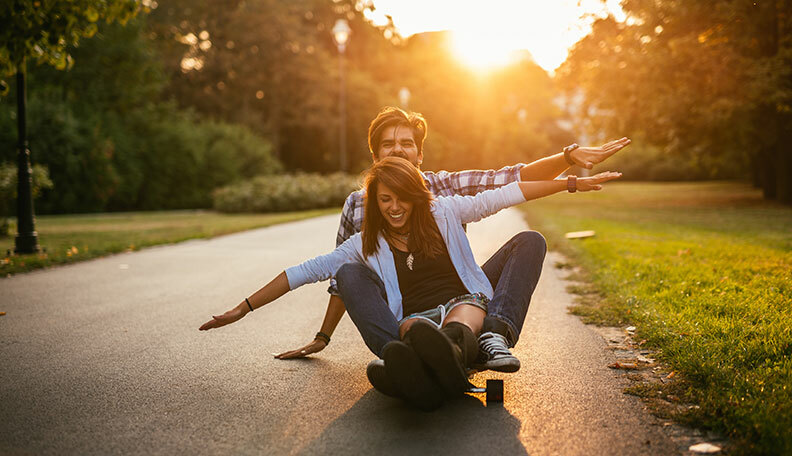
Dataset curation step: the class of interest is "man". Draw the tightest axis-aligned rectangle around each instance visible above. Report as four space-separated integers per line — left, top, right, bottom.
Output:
276 106 629 377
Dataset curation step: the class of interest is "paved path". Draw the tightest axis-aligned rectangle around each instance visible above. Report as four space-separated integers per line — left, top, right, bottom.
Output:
1 208 686 455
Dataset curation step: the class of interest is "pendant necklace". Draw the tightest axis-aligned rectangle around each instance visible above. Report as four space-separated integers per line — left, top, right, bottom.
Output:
391 231 414 271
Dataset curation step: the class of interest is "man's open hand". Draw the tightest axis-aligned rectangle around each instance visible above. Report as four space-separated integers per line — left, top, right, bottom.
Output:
274 338 327 359
570 137 631 169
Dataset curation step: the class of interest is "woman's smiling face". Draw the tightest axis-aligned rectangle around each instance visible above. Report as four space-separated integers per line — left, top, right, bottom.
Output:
376 182 413 232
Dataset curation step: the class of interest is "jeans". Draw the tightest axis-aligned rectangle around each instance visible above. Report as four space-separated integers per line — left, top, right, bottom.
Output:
480 231 547 346
336 263 399 357
336 230 547 356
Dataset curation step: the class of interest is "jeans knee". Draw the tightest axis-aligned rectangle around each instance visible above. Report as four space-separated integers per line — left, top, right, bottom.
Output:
336 262 369 286
514 231 547 255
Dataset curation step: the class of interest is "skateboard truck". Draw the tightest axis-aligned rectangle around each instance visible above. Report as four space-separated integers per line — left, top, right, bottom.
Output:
465 379 504 403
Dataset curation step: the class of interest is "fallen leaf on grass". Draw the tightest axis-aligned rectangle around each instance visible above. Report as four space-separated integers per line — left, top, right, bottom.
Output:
689 442 721 453
608 362 638 370
565 230 595 239
666 371 676 379
637 355 655 364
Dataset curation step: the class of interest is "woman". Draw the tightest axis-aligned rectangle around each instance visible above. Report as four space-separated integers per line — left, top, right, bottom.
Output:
200 157 621 410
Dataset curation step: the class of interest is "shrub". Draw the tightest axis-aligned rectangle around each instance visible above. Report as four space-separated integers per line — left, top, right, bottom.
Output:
213 173 359 213
0 99 282 213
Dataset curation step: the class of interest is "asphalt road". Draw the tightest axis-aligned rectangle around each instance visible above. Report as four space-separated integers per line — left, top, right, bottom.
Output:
1 208 689 455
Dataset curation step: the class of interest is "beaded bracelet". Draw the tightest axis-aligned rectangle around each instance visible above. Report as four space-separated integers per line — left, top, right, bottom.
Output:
315 331 331 345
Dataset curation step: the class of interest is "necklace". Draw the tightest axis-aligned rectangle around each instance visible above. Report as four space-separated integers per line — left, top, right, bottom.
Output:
389 231 414 271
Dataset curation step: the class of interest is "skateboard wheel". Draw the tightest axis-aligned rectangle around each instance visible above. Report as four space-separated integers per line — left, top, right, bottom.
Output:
486 379 504 403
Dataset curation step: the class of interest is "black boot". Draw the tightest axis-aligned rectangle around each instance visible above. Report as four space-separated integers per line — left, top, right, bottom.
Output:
366 359 401 398
407 320 471 397
440 321 479 368
382 340 444 411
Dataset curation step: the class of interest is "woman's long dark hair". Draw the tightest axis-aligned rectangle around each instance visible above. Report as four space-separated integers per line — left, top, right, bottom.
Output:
361 157 445 259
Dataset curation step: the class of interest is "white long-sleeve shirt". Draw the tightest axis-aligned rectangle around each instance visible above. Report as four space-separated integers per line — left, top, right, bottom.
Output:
285 181 526 319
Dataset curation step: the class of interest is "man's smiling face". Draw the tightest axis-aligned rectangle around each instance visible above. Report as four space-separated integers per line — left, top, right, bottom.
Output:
374 124 423 167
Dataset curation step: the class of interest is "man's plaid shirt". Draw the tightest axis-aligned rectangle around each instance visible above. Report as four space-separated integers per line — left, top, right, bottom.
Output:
328 163 525 294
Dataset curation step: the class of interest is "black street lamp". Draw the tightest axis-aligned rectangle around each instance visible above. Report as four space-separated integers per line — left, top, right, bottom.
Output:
14 59 40 254
332 18 351 173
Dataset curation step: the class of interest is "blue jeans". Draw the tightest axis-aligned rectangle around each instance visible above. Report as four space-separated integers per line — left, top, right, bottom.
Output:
480 231 547 346
336 231 547 356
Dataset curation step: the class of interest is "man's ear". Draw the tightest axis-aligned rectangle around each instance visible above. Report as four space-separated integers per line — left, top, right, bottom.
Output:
417 151 423 166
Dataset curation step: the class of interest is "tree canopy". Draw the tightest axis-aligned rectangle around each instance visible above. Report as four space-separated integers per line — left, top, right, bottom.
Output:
558 0 792 202
0 0 142 93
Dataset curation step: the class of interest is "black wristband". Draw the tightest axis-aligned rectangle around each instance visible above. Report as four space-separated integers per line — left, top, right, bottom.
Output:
315 331 331 345
245 297 254 312
563 143 579 166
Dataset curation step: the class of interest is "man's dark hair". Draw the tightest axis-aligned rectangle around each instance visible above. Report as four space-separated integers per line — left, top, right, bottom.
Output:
367 107 428 157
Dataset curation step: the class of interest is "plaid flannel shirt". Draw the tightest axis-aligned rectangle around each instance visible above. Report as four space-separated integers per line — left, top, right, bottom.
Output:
328 163 526 295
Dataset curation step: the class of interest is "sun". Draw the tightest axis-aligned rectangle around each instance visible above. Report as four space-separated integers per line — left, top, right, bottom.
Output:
450 32 521 72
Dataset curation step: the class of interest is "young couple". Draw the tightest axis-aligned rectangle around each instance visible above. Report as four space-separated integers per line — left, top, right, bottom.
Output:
200 107 629 411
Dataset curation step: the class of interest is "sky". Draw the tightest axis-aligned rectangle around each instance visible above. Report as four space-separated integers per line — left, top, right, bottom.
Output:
365 0 626 74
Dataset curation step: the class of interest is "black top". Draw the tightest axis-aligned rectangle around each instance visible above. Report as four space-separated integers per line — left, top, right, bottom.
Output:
390 243 469 316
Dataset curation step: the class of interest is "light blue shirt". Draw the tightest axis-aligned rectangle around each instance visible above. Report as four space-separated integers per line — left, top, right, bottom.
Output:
285 181 526 319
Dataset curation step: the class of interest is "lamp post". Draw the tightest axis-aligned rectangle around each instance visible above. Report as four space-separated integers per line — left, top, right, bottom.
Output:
398 87 410 110
14 59 40 254
332 18 351 172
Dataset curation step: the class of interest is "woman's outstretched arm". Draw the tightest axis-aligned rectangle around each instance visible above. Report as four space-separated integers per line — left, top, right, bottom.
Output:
199 271 291 331
517 171 623 200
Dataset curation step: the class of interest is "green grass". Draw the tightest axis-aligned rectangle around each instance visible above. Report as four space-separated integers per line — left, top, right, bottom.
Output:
1 208 338 276
520 181 792 456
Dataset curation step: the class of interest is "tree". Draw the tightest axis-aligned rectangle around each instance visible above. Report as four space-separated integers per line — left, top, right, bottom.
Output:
0 0 141 252
558 1 792 202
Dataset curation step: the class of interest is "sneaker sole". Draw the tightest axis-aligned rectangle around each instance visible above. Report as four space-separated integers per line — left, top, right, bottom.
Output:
382 341 443 411
408 322 470 396
473 357 521 373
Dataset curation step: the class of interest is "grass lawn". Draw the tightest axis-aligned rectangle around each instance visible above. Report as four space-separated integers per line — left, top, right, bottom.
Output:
520 181 792 456
1 208 339 276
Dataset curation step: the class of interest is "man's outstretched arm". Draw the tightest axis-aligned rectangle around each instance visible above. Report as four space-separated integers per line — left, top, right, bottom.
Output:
274 294 346 359
275 193 359 360
520 138 631 181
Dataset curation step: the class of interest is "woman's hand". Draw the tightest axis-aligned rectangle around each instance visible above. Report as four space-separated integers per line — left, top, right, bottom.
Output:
577 171 623 191
274 338 327 359
199 305 246 331
570 138 631 169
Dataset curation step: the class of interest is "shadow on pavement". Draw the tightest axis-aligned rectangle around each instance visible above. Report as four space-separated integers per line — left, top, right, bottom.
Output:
296 389 529 455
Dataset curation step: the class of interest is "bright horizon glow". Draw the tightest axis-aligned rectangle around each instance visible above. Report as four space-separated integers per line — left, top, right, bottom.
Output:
450 31 523 72
367 0 626 74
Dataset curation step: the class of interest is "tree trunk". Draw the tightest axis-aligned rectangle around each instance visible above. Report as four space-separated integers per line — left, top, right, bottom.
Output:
760 147 778 200
775 114 792 204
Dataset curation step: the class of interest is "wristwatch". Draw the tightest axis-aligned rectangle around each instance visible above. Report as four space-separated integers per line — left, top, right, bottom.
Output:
567 175 577 193
563 143 579 166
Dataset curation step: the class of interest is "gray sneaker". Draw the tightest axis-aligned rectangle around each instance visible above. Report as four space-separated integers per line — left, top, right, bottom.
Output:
473 332 521 373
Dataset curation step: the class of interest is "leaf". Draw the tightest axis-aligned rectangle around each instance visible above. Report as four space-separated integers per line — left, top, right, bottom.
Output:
689 442 721 453
85 8 99 22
